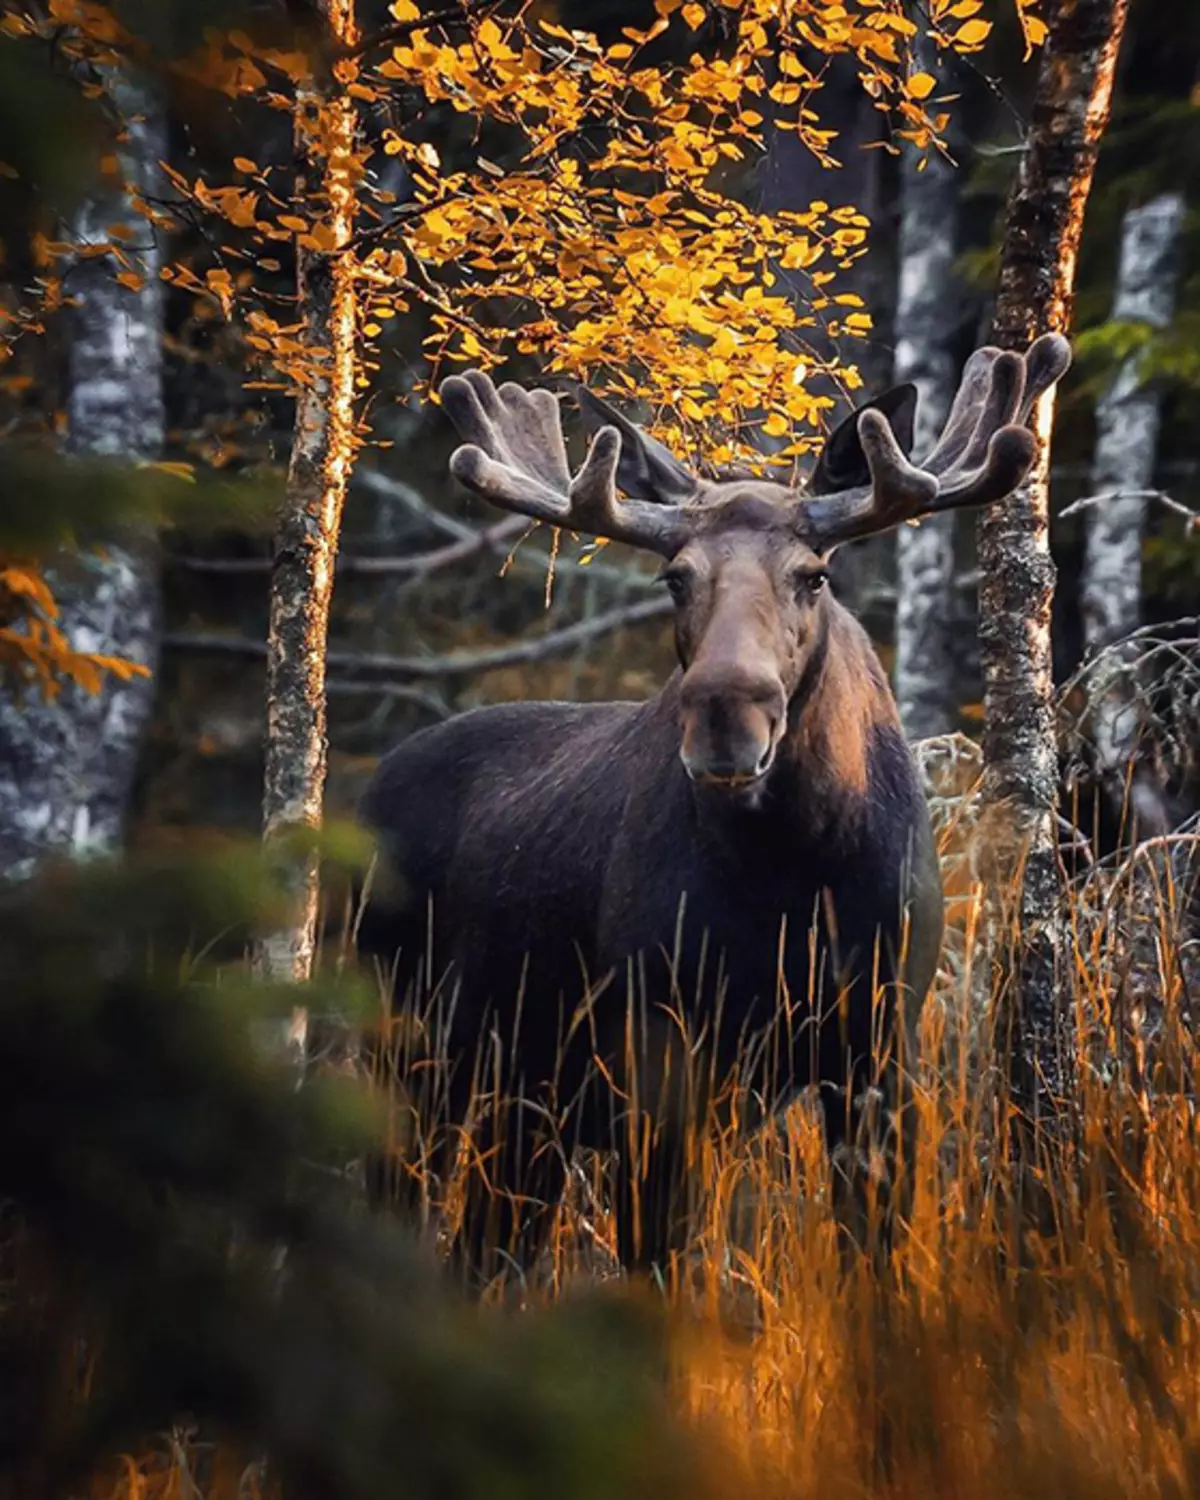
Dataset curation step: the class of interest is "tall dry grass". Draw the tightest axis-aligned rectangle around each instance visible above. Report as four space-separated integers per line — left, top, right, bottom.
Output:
349 735 1200 1499
92 739 1200 1500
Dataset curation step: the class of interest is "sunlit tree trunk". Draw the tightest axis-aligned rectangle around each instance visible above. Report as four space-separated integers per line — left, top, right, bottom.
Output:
1080 192 1184 837
892 75 963 741
0 81 163 881
977 0 1128 1112
256 1 360 984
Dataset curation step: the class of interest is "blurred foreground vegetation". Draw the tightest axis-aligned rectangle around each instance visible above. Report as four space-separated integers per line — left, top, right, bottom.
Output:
0 845 693 1500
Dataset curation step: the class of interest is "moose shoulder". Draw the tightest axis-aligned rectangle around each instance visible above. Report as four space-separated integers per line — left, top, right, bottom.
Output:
358 335 1072 1273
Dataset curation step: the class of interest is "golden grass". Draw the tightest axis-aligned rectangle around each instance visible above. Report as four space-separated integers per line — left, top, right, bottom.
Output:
351 763 1200 1499
95 780 1200 1500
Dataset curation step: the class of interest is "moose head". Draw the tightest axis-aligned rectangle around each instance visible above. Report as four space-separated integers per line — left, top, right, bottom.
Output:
441 334 1071 791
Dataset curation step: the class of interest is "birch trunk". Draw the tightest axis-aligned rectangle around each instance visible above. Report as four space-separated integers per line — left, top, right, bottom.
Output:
976 0 1128 1111
0 82 163 881
893 96 963 741
1081 193 1184 836
255 1 360 984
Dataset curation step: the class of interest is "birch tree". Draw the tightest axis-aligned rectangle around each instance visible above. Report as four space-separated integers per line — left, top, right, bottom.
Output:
976 0 1128 1108
1080 192 1184 836
0 81 163 881
255 0 360 983
892 56 965 741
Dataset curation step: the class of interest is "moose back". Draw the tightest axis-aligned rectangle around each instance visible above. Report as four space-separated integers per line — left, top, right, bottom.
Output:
357 335 1071 1274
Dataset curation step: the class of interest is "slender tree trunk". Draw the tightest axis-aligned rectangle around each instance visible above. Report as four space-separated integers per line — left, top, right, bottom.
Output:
0 81 163 881
1080 193 1184 837
892 75 964 741
976 0 1128 1112
256 1 360 984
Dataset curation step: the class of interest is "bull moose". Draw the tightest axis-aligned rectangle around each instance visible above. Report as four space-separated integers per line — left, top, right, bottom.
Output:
357 333 1072 1277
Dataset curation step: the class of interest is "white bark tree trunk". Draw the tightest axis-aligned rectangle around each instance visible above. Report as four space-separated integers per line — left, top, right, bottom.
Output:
1080 193 1184 836
893 98 963 741
255 1 360 985
0 81 163 881
976 0 1128 1113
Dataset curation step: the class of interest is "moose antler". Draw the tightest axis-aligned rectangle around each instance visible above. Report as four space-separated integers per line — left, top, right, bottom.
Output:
441 370 691 556
800 333 1072 550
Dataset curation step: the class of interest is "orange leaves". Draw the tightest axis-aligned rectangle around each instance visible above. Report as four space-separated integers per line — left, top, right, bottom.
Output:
1012 0 1049 55
953 18 992 47
7 0 1054 601
0 566 150 699
1 565 56 616
204 268 235 318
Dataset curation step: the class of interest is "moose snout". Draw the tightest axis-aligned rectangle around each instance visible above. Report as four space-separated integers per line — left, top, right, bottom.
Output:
678 667 786 788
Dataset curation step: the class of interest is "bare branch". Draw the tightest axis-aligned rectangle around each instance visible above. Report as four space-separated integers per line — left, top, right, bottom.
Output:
167 517 653 587
326 680 452 718
169 514 527 580
355 469 461 537
1059 487 1198 529
163 596 672 681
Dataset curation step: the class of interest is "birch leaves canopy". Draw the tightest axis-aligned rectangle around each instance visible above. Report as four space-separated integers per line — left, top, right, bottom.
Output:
1 0 1045 688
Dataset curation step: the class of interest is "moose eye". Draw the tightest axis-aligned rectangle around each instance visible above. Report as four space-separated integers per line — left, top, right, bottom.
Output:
659 569 692 605
795 569 829 598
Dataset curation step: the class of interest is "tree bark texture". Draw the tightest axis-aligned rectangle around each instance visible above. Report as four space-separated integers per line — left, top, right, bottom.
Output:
0 82 164 881
256 0 360 983
892 96 964 741
1080 193 1183 835
977 0 1128 1108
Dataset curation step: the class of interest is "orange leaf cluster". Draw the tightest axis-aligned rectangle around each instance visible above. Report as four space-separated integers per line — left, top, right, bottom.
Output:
0 565 149 698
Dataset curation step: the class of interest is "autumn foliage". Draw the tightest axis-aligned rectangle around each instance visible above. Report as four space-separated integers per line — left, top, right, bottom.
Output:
0 0 1047 695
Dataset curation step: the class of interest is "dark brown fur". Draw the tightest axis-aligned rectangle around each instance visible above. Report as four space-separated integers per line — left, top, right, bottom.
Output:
358 545 943 1275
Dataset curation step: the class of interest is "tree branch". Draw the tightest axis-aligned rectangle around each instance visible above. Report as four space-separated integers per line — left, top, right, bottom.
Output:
163 596 672 680
169 514 527 580
325 680 452 718
342 1 495 58
1059 487 1198 529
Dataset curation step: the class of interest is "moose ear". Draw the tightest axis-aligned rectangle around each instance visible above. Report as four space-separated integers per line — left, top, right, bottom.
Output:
576 387 700 505
809 383 919 496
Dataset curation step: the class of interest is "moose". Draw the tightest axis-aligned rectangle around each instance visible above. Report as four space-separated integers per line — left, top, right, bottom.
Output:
357 333 1072 1278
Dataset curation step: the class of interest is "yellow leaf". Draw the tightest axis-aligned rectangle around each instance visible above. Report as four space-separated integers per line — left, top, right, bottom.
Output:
682 1 705 26
304 221 341 252
1022 13 1049 48
87 654 151 682
141 460 197 482
390 0 420 17
0 567 57 615
954 18 991 46
277 215 309 233
906 72 936 100
762 412 789 437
